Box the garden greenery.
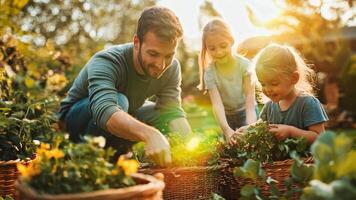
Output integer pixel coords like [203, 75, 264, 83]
[232, 130, 356, 200]
[0, 34, 59, 161]
[302, 131, 356, 200]
[17, 136, 139, 194]
[133, 128, 223, 167]
[220, 121, 309, 164]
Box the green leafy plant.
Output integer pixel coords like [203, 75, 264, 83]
[0, 34, 61, 161]
[17, 136, 139, 194]
[133, 128, 223, 167]
[219, 121, 310, 199]
[301, 131, 356, 200]
[233, 152, 315, 200]
[220, 121, 309, 164]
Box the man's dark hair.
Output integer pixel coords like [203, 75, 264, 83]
[137, 6, 183, 43]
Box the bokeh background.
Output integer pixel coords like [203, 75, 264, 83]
[1, 0, 356, 130]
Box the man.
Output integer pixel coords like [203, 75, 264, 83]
[58, 6, 192, 166]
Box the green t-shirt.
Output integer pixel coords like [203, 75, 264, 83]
[204, 55, 253, 114]
[260, 95, 328, 129]
[58, 43, 185, 130]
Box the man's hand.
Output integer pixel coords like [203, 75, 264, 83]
[268, 124, 291, 141]
[144, 131, 172, 167]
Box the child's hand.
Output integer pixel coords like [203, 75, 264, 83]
[236, 125, 248, 134]
[268, 124, 291, 141]
[229, 130, 243, 145]
[223, 128, 235, 143]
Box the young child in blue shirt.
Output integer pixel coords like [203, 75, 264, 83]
[238, 43, 328, 143]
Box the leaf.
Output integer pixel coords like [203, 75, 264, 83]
[336, 151, 356, 178]
[308, 180, 334, 199]
[290, 160, 314, 183]
[212, 193, 225, 200]
[268, 182, 281, 198]
[240, 184, 256, 197]
[334, 134, 353, 159]
[311, 131, 335, 158]
[11, 111, 25, 118]
[331, 179, 356, 199]
[241, 159, 262, 180]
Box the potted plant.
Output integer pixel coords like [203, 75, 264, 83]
[16, 136, 165, 200]
[135, 128, 224, 200]
[0, 34, 59, 199]
[219, 121, 311, 199]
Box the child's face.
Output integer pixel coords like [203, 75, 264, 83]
[257, 72, 296, 103]
[205, 33, 232, 65]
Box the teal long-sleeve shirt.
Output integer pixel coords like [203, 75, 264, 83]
[58, 43, 185, 131]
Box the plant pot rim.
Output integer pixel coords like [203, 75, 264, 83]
[16, 173, 165, 200]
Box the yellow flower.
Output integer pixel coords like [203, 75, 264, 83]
[17, 160, 41, 181]
[111, 169, 119, 175]
[46, 149, 64, 159]
[36, 143, 50, 156]
[24, 76, 35, 88]
[17, 163, 30, 180]
[116, 156, 139, 176]
[46, 73, 68, 92]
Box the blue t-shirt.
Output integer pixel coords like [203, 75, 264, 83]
[260, 95, 328, 130]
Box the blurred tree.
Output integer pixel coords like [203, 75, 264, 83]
[198, 0, 222, 29]
[244, 0, 356, 125]
[246, 0, 354, 75]
[14, 0, 156, 65]
[177, 40, 199, 96]
[0, 0, 30, 33]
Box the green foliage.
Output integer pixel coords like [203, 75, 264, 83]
[133, 128, 223, 167]
[20, 136, 137, 194]
[247, 0, 353, 74]
[340, 54, 356, 118]
[0, 34, 58, 161]
[212, 193, 226, 200]
[302, 131, 356, 200]
[233, 154, 314, 200]
[224, 122, 310, 199]
[233, 159, 265, 181]
[220, 121, 309, 164]
[0, 97, 57, 161]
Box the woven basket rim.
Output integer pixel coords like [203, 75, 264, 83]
[0, 159, 21, 166]
[262, 156, 313, 167]
[0, 154, 36, 166]
[16, 173, 164, 200]
[139, 164, 225, 173]
[220, 156, 313, 167]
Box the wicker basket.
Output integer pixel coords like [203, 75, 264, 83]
[16, 173, 164, 200]
[139, 165, 223, 200]
[0, 159, 29, 199]
[220, 157, 313, 200]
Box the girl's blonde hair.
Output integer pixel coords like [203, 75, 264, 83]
[198, 18, 234, 91]
[254, 43, 316, 96]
